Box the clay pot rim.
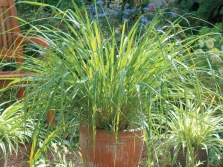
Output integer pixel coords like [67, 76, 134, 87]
[80, 127, 144, 141]
[80, 126, 143, 132]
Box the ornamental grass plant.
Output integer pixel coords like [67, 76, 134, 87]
[20, 1, 206, 131]
[0, 101, 36, 159]
[162, 100, 223, 166]
[10, 0, 223, 165]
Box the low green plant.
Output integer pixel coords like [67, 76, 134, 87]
[164, 100, 223, 166]
[192, 27, 223, 92]
[32, 141, 79, 167]
[0, 102, 35, 158]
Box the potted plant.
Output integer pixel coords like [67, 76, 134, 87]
[60, 6, 193, 167]
[71, 13, 154, 167]
[19, 1, 219, 167]
[164, 100, 223, 167]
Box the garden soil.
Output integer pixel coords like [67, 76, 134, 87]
[6, 144, 222, 167]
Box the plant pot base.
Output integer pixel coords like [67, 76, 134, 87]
[171, 148, 208, 167]
[80, 127, 144, 167]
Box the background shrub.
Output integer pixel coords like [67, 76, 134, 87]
[171, 0, 223, 29]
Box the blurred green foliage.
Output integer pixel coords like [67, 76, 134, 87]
[170, 0, 223, 29]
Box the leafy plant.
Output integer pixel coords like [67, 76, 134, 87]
[17, 0, 221, 135]
[20, 0, 200, 132]
[191, 28, 223, 92]
[0, 102, 35, 158]
[32, 141, 80, 167]
[164, 100, 223, 166]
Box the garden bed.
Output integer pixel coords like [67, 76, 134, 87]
[7, 144, 81, 167]
[7, 144, 148, 167]
[6, 144, 222, 167]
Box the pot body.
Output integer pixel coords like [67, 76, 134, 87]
[171, 148, 208, 167]
[46, 109, 56, 126]
[80, 127, 144, 167]
[0, 157, 6, 167]
[0, 147, 7, 167]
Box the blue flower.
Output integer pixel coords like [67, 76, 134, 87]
[125, 3, 130, 8]
[112, 10, 119, 15]
[90, 4, 94, 8]
[146, 20, 152, 24]
[143, 7, 150, 11]
[141, 18, 151, 24]
[122, 18, 130, 22]
[104, 7, 111, 14]
[115, 8, 121, 12]
[97, 13, 106, 17]
[96, 0, 103, 5]
[89, 4, 95, 14]
[171, 13, 177, 18]
[130, 8, 136, 12]
[123, 10, 131, 15]
[141, 18, 148, 23]
[123, 9, 135, 15]
[148, 3, 155, 8]
[161, 0, 168, 7]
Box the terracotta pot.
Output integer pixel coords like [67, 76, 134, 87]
[171, 147, 208, 167]
[46, 109, 56, 126]
[80, 127, 144, 167]
[0, 157, 6, 167]
[0, 146, 7, 167]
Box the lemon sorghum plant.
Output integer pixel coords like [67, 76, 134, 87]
[21, 2, 202, 131]
[19, 0, 222, 135]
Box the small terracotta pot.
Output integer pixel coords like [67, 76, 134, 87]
[80, 127, 144, 167]
[0, 145, 7, 167]
[46, 109, 56, 126]
[171, 147, 209, 167]
[0, 156, 7, 167]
